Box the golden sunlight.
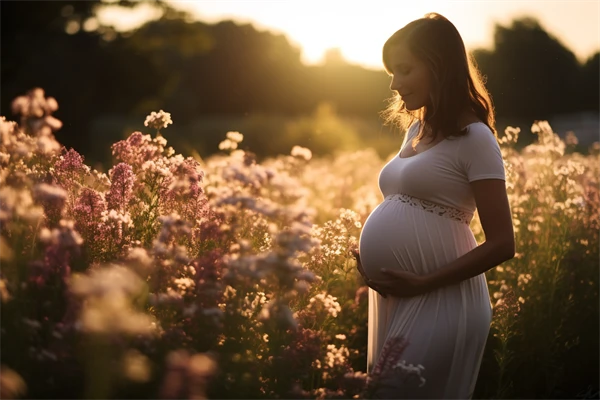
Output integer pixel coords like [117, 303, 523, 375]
[101, 0, 599, 70]
[241, 1, 448, 68]
[174, 1, 452, 69]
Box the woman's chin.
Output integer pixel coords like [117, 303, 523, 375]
[404, 103, 423, 111]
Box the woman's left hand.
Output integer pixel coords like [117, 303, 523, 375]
[370, 269, 431, 298]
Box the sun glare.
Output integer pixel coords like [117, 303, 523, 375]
[234, 1, 442, 69]
[175, 0, 478, 70]
[104, 0, 598, 70]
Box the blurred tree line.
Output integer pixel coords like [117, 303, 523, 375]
[2, 1, 598, 165]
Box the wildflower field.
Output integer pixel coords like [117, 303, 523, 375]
[0, 89, 598, 399]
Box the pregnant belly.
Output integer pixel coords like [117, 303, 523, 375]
[358, 200, 476, 282]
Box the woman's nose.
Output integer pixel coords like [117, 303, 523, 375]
[390, 77, 402, 92]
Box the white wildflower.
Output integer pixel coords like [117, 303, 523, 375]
[218, 139, 238, 151]
[309, 292, 341, 317]
[226, 131, 244, 143]
[291, 145, 312, 161]
[144, 110, 173, 130]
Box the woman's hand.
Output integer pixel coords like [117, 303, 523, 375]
[352, 249, 389, 298]
[376, 269, 429, 298]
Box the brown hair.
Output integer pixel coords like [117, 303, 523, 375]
[381, 13, 496, 147]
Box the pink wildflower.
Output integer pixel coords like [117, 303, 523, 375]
[364, 336, 427, 397]
[32, 219, 83, 286]
[112, 131, 168, 168]
[277, 327, 322, 376]
[54, 148, 90, 189]
[190, 249, 224, 309]
[99, 209, 133, 249]
[33, 183, 68, 224]
[73, 188, 106, 240]
[11, 88, 62, 137]
[106, 163, 135, 211]
[372, 337, 409, 377]
[11, 88, 57, 118]
[163, 158, 209, 228]
[38, 219, 83, 249]
[0, 117, 18, 147]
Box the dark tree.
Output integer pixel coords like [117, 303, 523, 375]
[473, 17, 583, 121]
[579, 52, 600, 112]
[2, 4, 596, 163]
[1, 1, 167, 158]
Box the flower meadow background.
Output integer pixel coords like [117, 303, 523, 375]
[0, 88, 598, 399]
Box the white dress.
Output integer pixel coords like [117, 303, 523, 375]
[358, 122, 505, 399]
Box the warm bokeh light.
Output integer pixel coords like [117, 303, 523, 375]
[163, 0, 599, 69]
[96, 2, 164, 32]
[168, 1, 472, 69]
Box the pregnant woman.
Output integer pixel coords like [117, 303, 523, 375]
[356, 13, 515, 399]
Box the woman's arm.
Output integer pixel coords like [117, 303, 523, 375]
[376, 178, 515, 297]
[419, 178, 515, 292]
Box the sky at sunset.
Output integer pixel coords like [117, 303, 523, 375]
[97, 0, 600, 70]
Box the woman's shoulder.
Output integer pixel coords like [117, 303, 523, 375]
[457, 122, 502, 157]
[464, 121, 491, 131]
[460, 122, 496, 142]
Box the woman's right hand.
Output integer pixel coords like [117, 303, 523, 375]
[352, 249, 388, 298]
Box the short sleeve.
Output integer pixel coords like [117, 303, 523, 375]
[457, 123, 506, 182]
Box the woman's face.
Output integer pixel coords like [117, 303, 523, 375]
[387, 43, 433, 111]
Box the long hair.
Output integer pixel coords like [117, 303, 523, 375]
[381, 13, 496, 147]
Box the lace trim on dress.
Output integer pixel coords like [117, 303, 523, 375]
[385, 193, 473, 225]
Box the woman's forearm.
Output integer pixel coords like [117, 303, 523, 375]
[422, 240, 515, 292]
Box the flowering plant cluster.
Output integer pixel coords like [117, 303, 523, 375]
[0, 88, 597, 399]
[0, 89, 373, 399]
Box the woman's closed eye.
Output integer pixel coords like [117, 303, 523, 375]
[393, 64, 412, 75]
